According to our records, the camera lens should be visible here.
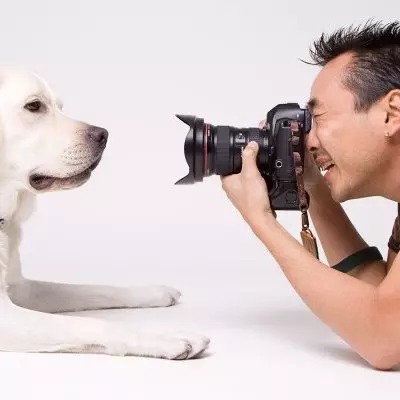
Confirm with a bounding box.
[175,115,269,184]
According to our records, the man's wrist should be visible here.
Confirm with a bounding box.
[246,210,278,233]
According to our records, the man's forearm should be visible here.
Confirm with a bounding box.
[308,181,368,263]
[250,215,385,368]
[307,182,387,283]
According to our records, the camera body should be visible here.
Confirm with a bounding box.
[176,103,312,211]
[260,103,311,210]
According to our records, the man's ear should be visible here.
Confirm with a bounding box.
[383,89,400,138]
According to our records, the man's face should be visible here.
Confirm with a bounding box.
[306,52,392,202]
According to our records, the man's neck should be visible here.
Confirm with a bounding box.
[378,153,400,202]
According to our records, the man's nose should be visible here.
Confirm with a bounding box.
[305,126,319,152]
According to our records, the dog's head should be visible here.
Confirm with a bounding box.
[0,68,108,192]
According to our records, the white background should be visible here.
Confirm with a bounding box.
[1,0,400,399]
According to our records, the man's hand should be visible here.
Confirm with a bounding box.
[302,139,326,193]
[220,141,275,225]
[258,118,325,193]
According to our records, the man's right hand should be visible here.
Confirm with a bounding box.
[257,119,326,193]
[302,145,326,193]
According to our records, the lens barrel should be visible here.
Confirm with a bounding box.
[175,115,269,184]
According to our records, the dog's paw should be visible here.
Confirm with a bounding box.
[173,332,210,359]
[128,285,182,308]
[140,333,210,360]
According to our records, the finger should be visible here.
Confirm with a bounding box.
[258,119,266,129]
[241,141,260,178]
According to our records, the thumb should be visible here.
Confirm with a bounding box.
[241,141,259,177]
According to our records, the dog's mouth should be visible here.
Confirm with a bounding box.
[29,157,102,191]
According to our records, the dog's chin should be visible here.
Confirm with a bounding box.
[29,157,102,192]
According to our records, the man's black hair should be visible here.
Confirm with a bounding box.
[304,19,400,111]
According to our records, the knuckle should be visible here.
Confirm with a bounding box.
[258,119,266,129]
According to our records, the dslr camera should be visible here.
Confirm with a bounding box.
[175,103,312,211]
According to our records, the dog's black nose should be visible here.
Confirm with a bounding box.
[87,126,108,148]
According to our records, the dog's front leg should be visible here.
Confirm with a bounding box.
[8,280,183,313]
[0,295,209,358]
[6,235,182,313]
[1,220,209,359]
[2,244,209,359]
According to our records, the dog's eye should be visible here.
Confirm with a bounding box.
[24,101,43,113]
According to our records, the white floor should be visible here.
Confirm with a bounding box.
[1,262,400,400]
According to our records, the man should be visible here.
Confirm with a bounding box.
[221,20,400,370]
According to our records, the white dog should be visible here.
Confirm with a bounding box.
[0,68,210,359]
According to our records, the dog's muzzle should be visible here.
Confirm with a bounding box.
[29,125,109,191]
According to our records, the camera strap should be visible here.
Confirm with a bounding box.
[290,121,320,260]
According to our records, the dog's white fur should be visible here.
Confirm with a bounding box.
[0,68,209,360]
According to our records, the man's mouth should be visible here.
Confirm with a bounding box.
[319,160,335,175]
[314,155,336,176]
[29,157,102,191]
